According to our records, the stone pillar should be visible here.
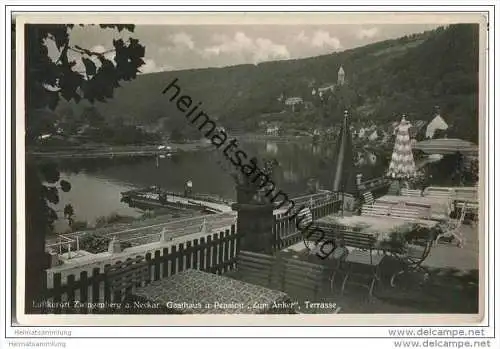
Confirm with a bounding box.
[108,237,122,254]
[46,250,62,268]
[232,185,275,254]
[160,228,171,242]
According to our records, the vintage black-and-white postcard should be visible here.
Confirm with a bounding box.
[8,10,492,332]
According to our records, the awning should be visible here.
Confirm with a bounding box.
[414,138,478,156]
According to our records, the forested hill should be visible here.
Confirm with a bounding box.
[58,24,479,142]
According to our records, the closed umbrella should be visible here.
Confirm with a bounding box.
[333,110,358,214]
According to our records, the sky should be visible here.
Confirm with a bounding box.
[46,24,442,74]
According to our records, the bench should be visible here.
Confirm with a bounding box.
[361,204,390,217]
[362,191,375,206]
[405,203,433,219]
[279,257,330,302]
[423,187,454,200]
[230,250,342,313]
[389,207,428,220]
[401,188,422,197]
[455,188,478,201]
[105,256,150,305]
[233,251,278,289]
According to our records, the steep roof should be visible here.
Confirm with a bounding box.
[425,114,449,138]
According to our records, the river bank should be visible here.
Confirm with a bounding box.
[27,141,214,159]
[28,133,324,160]
[233,133,315,143]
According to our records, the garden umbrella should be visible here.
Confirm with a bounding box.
[387,116,417,180]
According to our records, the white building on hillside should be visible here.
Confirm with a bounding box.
[284,97,304,112]
[285,97,303,105]
[425,114,448,139]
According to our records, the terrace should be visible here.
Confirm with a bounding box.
[38,186,479,315]
[37,114,479,316]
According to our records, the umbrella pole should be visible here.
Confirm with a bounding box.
[341,191,344,217]
[341,180,345,217]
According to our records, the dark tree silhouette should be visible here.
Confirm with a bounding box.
[24,24,145,313]
[63,204,74,227]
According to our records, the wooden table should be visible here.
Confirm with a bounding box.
[376,195,453,220]
[132,269,293,314]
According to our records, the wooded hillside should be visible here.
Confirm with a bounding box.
[56,24,479,142]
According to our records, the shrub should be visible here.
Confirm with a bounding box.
[71,220,88,231]
[94,212,133,227]
[78,234,132,254]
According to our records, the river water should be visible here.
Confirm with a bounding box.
[52,140,388,231]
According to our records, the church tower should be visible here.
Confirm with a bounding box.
[337,66,345,86]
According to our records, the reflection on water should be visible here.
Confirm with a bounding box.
[52,172,144,233]
[265,142,279,155]
[52,140,388,229]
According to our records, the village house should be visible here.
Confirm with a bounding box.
[266,125,280,136]
[316,84,335,96]
[284,97,304,112]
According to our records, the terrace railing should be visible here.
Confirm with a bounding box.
[40,226,239,314]
[45,235,80,258]
[273,196,342,250]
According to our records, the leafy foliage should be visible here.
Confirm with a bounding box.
[63,204,74,226]
[26,24,145,117]
[24,23,145,312]
[26,23,146,230]
[78,233,132,254]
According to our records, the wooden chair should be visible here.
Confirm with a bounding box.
[435,202,467,247]
[314,227,384,300]
[362,191,375,206]
[104,256,150,306]
[361,204,390,217]
[390,230,434,287]
[455,201,479,226]
[296,206,313,229]
[338,231,385,300]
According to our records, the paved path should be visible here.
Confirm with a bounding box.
[136,192,233,213]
